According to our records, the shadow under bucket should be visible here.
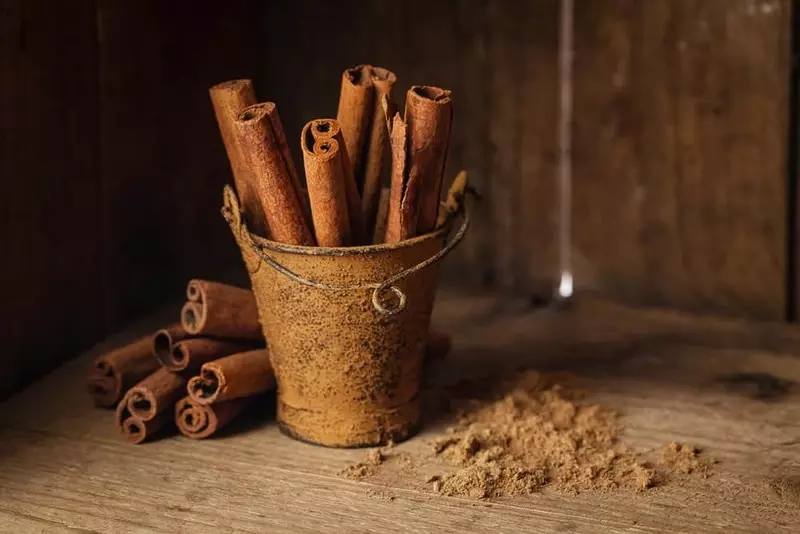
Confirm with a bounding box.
[222,185,468,447]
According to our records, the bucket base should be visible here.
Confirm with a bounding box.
[276,398,420,448]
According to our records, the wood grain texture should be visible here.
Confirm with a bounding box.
[571,0,790,319]
[2,290,800,532]
[0,0,103,396]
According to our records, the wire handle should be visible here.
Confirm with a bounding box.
[222,185,469,316]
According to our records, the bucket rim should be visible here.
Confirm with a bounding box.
[248,224,450,257]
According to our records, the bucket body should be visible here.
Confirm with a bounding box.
[223,187,446,447]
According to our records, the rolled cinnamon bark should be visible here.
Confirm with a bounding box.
[162,338,258,374]
[181,279,262,340]
[383,100,420,243]
[125,367,187,421]
[371,187,391,245]
[187,349,274,405]
[361,67,396,234]
[175,396,251,439]
[336,65,373,190]
[425,329,453,361]
[405,86,453,234]
[234,103,315,246]
[209,79,269,237]
[152,324,190,368]
[116,400,172,445]
[308,118,366,244]
[302,122,352,247]
[87,335,160,407]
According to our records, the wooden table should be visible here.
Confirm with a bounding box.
[2,289,800,533]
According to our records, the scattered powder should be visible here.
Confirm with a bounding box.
[340,370,713,500]
[658,442,715,478]
[340,448,385,481]
[768,476,800,503]
[429,371,657,498]
[366,489,396,502]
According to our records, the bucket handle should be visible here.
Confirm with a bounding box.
[222,185,469,316]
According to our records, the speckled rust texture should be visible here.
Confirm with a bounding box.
[224,186,444,447]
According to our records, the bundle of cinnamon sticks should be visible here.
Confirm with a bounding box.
[87,279,452,444]
[209,64,454,247]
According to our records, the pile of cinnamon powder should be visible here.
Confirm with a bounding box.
[341,370,714,499]
[427,371,657,498]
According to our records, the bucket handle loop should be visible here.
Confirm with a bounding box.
[222,185,469,316]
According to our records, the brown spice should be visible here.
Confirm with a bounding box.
[405,86,453,235]
[164,338,258,374]
[428,371,657,498]
[340,370,712,499]
[361,67,397,234]
[187,348,274,405]
[88,335,161,407]
[301,121,353,247]
[308,118,366,244]
[383,105,416,243]
[234,103,314,245]
[658,442,715,478]
[175,396,251,439]
[340,448,387,481]
[152,324,190,368]
[209,79,269,236]
[366,489,396,502]
[181,280,263,341]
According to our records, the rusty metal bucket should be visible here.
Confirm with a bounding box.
[222,185,468,447]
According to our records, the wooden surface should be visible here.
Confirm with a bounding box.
[262,0,791,318]
[0,1,264,396]
[2,289,800,533]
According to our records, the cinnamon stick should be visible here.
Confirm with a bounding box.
[383,98,419,243]
[336,65,373,190]
[309,118,366,244]
[87,336,158,407]
[160,338,258,374]
[234,103,315,246]
[361,67,396,234]
[88,335,160,408]
[405,86,453,234]
[116,403,172,445]
[175,396,251,439]
[371,187,391,245]
[152,324,190,368]
[302,121,352,246]
[209,79,269,236]
[187,349,274,405]
[124,367,187,421]
[181,279,263,340]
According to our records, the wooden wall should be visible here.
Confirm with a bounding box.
[263,0,791,319]
[0,1,263,396]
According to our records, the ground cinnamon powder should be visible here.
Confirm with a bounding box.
[342,370,713,499]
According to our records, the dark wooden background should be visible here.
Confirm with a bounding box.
[0,0,793,395]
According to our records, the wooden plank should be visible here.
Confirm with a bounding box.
[2,291,800,531]
[485,0,521,289]
[517,0,561,300]
[97,0,264,329]
[571,0,790,319]
[449,0,491,285]
[0,0,102,396]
